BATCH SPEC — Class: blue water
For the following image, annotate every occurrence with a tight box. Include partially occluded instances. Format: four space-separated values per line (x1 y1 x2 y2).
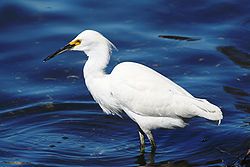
0 0 249 166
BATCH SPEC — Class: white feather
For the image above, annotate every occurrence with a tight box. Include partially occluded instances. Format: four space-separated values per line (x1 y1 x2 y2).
54 30 223 143
108 62 223 130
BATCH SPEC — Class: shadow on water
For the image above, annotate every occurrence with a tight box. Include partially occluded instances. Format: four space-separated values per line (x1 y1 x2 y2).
217 46 250 69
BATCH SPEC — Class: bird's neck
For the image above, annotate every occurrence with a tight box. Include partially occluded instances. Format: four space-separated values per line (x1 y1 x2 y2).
83 46 111 103
83 45 110 80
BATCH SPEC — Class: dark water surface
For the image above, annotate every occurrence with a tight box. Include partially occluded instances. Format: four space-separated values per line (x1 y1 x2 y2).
0 0 249 166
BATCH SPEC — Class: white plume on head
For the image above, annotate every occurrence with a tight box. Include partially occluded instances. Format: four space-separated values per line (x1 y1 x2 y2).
107 38 118 53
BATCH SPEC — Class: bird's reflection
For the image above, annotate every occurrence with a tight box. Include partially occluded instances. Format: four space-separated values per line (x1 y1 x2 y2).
135 149 155 166
135 149 224 167
135 152 192 167
135 150 192 167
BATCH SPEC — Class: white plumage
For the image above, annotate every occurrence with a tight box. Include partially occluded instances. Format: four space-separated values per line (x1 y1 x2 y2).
44 30 223 152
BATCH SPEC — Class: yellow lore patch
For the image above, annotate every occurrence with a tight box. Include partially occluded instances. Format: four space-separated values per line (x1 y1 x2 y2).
69 39 82 46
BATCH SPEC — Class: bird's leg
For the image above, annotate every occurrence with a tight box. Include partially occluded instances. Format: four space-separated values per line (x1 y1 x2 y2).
138 126 145 153
148 148 155 164
139 131 145 152
145 131 157 152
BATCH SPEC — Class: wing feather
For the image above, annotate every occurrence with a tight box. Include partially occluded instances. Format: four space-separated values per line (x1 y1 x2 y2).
109 62 222 120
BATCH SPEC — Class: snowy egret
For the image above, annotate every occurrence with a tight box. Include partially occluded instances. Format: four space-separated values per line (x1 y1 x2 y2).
43 30 223 152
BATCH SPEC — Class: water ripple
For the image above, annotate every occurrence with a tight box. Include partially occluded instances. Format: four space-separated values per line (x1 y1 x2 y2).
0 0 249 166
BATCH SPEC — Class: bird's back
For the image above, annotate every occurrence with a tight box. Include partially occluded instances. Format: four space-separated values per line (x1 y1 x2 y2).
109 62 222 122
110 62 193 97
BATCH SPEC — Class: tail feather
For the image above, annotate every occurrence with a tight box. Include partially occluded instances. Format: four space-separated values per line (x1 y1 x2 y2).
192 98 223 122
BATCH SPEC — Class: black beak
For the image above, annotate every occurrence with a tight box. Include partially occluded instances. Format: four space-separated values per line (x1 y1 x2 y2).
43 43 75 62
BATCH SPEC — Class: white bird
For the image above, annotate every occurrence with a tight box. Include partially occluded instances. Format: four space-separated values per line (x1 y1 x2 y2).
43 30 223 152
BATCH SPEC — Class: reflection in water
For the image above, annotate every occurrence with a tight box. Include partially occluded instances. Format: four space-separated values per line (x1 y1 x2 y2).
223 86 250 114
0 102 229 166
240 149 250 166
224 86 249 97
216 46 250 69
158 35 201 41
219 45 250 166
135 152 153 166
135 150 224 167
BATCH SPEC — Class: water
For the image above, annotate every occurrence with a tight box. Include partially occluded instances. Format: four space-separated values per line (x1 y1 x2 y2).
0 0 249 166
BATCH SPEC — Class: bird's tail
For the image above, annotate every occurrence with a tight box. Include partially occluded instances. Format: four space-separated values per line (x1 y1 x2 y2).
192 98 223 124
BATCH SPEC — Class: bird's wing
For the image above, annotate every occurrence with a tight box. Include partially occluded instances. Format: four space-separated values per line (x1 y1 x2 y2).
111 62 193 97
109 62 222 120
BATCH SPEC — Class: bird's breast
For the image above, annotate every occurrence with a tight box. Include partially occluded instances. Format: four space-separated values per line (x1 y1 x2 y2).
84 75 122 116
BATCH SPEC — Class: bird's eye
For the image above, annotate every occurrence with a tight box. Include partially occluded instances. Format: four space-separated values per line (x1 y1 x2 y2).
75 39 82 45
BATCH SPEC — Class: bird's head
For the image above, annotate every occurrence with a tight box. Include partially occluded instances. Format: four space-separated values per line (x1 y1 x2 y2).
43 30 116 62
